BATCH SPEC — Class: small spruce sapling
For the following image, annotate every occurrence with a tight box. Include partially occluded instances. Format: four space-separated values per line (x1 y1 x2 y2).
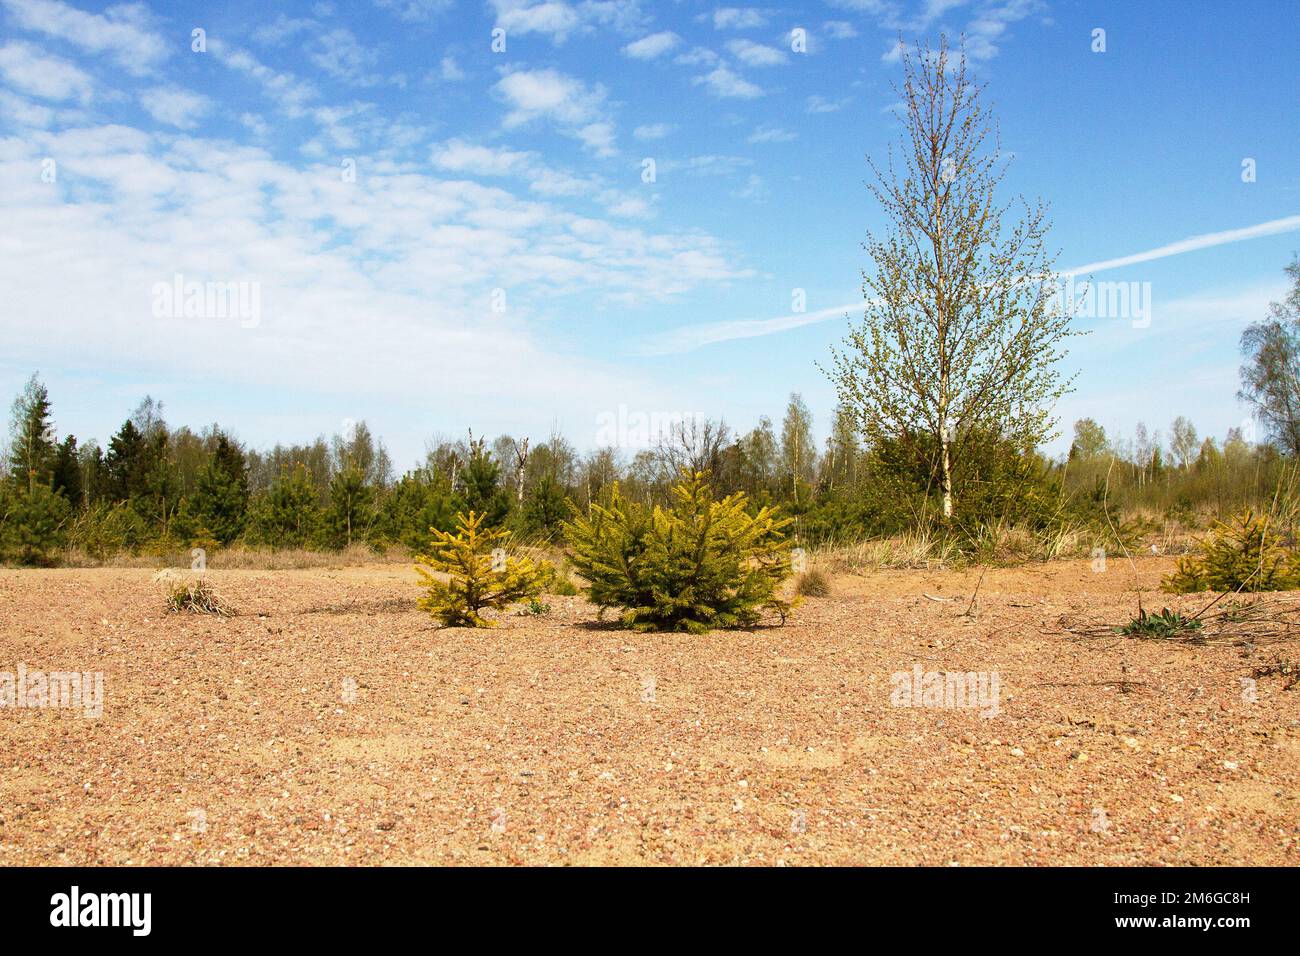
415 510 549 627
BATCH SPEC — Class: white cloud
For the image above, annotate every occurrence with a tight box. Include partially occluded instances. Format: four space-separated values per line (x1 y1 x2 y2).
604 195 651 218
746 125 795 143
576 121 616 157
726 38 788 67
732 172 767 201
490 0 582 41
662 154 753 177
711 7 768 30
806 94 850 113
674 46 719 67
139 86 211 129
496 68 601 125
211 40 319 117
822 20 858 39
0 120 751 460
431 139 536 176
310 28 384 86
622 30 679 59
373 0 454 20
252 13 316 45
0 0 167 75
827 0 893 8
0 88 56 126
440 55 465 80
0 40 92 102
430 137 642 215
1063 215 1300 276
494 68 617 154
693 64 762 98
633 122 674 140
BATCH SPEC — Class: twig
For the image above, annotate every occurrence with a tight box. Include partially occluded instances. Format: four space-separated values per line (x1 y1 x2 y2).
963 567 987 618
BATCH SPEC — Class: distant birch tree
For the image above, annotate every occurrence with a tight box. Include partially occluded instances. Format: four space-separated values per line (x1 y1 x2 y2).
825 36 1076 519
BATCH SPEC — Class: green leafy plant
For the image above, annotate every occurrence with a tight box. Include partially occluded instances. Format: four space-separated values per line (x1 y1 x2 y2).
563 471 798 633
1163 510 1300 593
415 510 549 627
1116 607 1203 639
518 597 551 616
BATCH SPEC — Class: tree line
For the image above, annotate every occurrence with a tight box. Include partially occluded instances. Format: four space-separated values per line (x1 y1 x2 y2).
0 371 1292 566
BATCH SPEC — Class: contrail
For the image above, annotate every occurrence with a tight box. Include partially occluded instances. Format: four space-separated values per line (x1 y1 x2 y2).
639 214 1300 355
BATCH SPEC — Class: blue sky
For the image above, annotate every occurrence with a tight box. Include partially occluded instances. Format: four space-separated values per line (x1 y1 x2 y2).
1 0 1297 469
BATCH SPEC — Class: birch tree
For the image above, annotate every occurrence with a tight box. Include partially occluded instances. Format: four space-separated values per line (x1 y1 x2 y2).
825 37 1076 519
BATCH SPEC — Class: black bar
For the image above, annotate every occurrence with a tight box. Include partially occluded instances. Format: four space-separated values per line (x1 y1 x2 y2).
0 866 1287 941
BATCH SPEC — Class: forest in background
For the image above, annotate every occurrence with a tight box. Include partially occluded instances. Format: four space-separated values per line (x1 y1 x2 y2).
0 372 1291 568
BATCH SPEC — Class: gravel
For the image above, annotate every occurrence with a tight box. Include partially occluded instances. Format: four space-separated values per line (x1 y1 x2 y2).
1 557 1296 866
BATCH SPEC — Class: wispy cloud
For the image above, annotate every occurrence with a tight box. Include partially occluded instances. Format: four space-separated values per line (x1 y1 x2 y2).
639 215 1300 354
1063 216 1300 276
0 0 167 75
623 30 680 59
726 38 788 67
0 39 92 102
692 64 763 98
494 67 617 155
138 86 211 129
711 7 768 30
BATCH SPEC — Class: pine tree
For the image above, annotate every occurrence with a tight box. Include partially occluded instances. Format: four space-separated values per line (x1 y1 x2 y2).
0 482 71 564
1165 510 1300 593
378 468 456 549
415 510 549 627
520 472 569 535
51 435 82 506
186 432 250 545
563 471 797 633
8 373 55 493
105 419 146 502
325 464 374 549
459 436 510 525
249 464 320 548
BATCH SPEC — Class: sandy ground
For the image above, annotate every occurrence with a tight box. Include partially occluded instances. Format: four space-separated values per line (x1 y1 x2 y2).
0 557 1297 866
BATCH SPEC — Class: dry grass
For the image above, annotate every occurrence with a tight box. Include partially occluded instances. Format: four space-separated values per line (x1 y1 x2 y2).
160 575 236 617
793 568 831 597
63 542 402 571
815 528 959 572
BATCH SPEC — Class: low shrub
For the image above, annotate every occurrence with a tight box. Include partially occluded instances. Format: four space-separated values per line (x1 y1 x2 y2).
1163 510 1300 593
415 510 549 627
563 471 797 633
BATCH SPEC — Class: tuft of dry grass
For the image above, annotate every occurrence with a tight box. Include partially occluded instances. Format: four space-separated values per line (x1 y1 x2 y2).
160 575 235 616
793 568 831 597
